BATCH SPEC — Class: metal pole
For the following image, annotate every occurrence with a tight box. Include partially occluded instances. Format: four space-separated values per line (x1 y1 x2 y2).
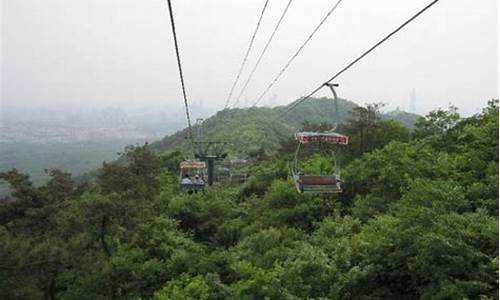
324 83 339 131
207 158 215 186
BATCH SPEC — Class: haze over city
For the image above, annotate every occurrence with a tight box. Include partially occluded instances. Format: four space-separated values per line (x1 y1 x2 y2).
0 1 499 298
1 0 498 118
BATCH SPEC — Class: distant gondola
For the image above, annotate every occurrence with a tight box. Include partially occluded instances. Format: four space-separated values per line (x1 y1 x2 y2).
179 160 207 193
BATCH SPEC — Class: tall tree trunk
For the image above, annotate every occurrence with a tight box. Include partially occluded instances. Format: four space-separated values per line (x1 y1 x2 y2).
43 277 56 300
100 215 111 257
359 125 365 155
49 277 56 300
100 214 116 298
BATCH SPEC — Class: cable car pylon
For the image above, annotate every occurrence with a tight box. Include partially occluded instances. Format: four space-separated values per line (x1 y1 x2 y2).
193 119 228 187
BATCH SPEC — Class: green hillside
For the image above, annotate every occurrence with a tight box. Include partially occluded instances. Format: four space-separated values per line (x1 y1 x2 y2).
152 107 294 157
382 109 420 129
152 97 418 157
1 100 496 299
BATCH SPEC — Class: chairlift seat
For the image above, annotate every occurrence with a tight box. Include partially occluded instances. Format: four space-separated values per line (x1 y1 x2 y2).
299 175 337 185
293 173 342 194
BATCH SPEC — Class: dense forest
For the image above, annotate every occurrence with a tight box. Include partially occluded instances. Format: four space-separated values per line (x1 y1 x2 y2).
0 99 497 299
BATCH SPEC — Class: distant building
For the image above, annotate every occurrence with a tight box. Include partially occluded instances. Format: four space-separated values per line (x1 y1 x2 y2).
409 89 417 113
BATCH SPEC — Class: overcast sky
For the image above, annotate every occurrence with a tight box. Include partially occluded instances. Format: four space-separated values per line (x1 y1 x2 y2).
1 0 498 118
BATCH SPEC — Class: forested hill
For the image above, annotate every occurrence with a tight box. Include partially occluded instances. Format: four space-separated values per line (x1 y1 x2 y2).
0 100 497 299
151 97 419 156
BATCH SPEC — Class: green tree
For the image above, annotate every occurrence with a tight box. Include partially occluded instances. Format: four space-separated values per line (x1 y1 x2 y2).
343 102 385 156
414 105 460 139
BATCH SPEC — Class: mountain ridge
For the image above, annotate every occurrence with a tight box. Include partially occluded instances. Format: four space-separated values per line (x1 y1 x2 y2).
151 97 419 157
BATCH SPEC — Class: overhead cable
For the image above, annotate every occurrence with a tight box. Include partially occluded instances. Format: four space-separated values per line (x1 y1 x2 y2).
165 0 193 139
251 0 345 107
230 0 294 108
283 0 441 115
224 0 271 109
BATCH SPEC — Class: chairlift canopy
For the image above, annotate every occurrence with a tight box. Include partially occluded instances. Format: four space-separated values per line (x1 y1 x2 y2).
180 160 207 170
295 131 348 145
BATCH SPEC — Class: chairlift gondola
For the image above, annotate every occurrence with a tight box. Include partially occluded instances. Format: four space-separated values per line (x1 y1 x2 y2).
216 158 248 183
291 83 349 194
179 160 207 193
229 159 248 183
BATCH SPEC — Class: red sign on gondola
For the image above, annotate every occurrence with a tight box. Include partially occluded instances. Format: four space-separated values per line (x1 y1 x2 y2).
296 132 349 145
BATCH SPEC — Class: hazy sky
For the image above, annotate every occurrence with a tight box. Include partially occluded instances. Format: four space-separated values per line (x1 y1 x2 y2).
1 0 498 117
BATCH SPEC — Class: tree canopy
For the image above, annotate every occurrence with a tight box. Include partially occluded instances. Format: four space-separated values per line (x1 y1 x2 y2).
1 100 497 299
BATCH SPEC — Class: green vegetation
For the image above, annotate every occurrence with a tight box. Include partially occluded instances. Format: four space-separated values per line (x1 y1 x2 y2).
151 97 419 157
0 99 497 299
0 97 416 196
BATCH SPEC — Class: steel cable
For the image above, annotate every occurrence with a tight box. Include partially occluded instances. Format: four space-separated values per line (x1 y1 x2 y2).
282 0 441 115
165 0 193 140
230 0 294 108
251 0 345 107
224 0 270 109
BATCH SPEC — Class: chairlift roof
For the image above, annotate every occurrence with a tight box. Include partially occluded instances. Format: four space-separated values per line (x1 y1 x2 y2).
295 131 348 145
180 160 207 169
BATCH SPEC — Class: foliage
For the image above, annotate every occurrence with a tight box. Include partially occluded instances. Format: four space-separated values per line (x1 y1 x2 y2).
413 105 460 139
151 98 419 159
0 101 497 299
